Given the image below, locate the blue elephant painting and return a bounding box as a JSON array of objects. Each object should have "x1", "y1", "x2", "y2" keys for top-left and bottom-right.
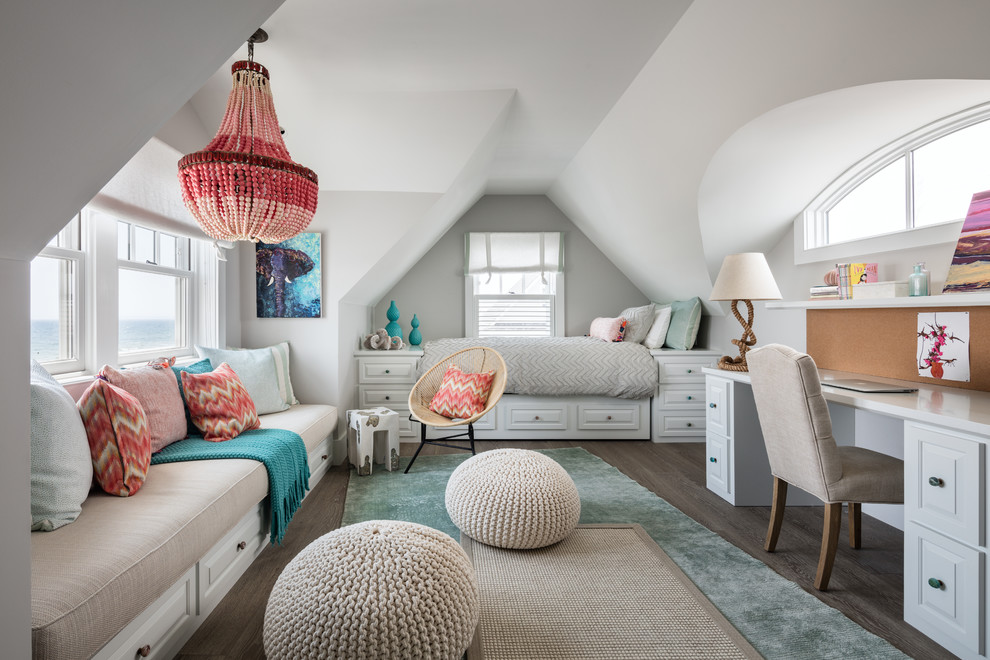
[{"x1": 256, "y1": 233, "x2": 322, "y2": 318}]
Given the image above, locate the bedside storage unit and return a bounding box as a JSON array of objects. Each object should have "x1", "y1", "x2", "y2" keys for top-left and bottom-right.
[
  {"x1": 355, "y1": 349, "x2": 423, "y2": 440},
  {"x1": 651, "y1": 349, "x2": 720, "y2": 443}
]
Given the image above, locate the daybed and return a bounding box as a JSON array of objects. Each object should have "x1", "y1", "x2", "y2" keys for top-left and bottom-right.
[{"x1": 31, "y1": 391, "x2": 337, "y2": 660}]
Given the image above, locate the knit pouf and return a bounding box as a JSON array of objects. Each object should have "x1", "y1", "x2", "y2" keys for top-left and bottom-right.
[
  {"x1": 263, "y1": 520, "x2": 480, "y2": 660},
  {"x1": 445, "y1": 448, "x2": 581, "y2": 549}
]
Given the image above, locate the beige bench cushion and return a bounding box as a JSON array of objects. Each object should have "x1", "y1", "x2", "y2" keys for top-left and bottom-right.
[{"x1": 31, "y1": 403, "x2": 337, "y2": 660}]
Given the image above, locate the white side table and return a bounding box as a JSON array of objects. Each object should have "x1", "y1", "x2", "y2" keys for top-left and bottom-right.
[{"x1": 346, "y1": 407, "x2": 400, "y2": 475}]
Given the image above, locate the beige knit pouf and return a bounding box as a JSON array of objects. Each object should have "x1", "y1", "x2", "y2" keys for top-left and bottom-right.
[
  {"x1": 445, "y1": 448, "x2": 581, "y2": 549},
  {"x1": 263, "y1": 520, "x2": 480, "y2": 660}
]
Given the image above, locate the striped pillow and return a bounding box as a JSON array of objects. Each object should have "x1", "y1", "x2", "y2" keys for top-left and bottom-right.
[
  {"x1": 269, "y1": 341, "x2": 299, "y2": 405},
  {"x1": 429, "y1": 365, "x2": 495, "y2": 420},
  {"x1": 181, "y1": 363, "x2": 261, "y2": 441},
  {"x1": 77, "y1": 378, "x2": 151, "y2": 497}
]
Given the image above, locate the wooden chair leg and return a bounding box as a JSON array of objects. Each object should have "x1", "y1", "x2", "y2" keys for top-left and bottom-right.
[
  {"x1": 815, "y1": 502, "x2": 843, "y2": 590},
  {"x1": 849, "y1": 502, "x2": 862, "y2": 549},
  {"x1": 765, "y1": 477, "x2": 788, "y2": 552}
]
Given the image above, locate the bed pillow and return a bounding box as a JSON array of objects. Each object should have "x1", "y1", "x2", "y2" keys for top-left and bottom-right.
[
  {"x1": 100, "y1": 362, "x2": 187, "y2": 452},
  {"x1": 429, "y1": 365, "x2": 495, "y2": 420},
  {"x1": 195, "y1": 345, "x2": 289, "y2": 415},
  {"x1": 30, "y1": 360, "x2": 93, "y2": 531},
  {"x1": 589, "y1": 316, "x2": 627, "y2": 342},
  {"x1": 268, "y1": 341, "x2": 299, "y2": 405},
  {"x1": 172, "y1": 358, "x2": 215, "y2": 437},
  {"x1": 642, "y1": 305, "x2": 673, "y2": 350},
  {"x1": 663, "y1": 297, "x2": 703, "y2": 350},
  {"x1": 618, "y1": 304, "x2": 655, "y2": 344},
  {"x1": 181, "y1": 362, "x2": 261, "y2": 441},
  {"x1": 77, "y1": 378, "x2": 151, "y2": 497}
]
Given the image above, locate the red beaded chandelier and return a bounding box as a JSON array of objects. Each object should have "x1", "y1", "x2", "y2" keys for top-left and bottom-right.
[{"x1": 178, "y1": 29, "x2": 318, "y2": 244}]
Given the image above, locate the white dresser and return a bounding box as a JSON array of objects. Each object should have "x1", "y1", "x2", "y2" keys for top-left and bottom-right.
[
  {"x1": 651, "y1": 349, "x2": 720, "y2": 443},
  {"x1": 354, "y1": 349, "x2": 423, "y2": 439}
]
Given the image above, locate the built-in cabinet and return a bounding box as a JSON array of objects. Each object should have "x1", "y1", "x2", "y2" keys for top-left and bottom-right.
[
  {"x1": 355, "y1": 349, "x2": 424, "y2": 439},
  {"x1": 652, "y1": 349, "x2": 720, "y2": 442}
]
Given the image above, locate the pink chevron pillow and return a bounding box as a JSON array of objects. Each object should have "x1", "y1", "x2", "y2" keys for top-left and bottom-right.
[
  {"x1": 77, "y1": 378, "x2": 151, "y2": 497},
  {"x1": 100, "y1": 362, "x2": 187, "y2": 452},
  {"x1": 181, "y1": 362, "x2": 260, "y2": 441},
  {"x1": 429, "y1": 364, "x2": 495, "y2": 420}
]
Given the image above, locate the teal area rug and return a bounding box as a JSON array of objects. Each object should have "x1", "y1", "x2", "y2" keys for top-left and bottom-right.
[{"x1": 342, "y1": 447, "x2": 907, "y2": 660}]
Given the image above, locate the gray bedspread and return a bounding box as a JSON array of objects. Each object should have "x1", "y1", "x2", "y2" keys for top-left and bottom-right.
[{"x1": 418, "y1": 337, "x2": 657, "y2": 399}]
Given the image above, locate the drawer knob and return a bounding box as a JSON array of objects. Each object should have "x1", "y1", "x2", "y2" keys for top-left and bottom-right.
[
  {"x1": 709, "y1": 457, "x2": 717, "y2": 463},
  {"x1": 385, "y1": 369, "x2": 390, "y2": 374},
  {"x1": 709, "y1": 402, "x2": 716, "y2": 409},
  {"x1": 606, "y1": 415, "x2": 612, "y2": 420},
  {"x1": 385, "y1": 395, "x2": 390, "y2": 400},
  {"x1": 138, "y1": 645, "x2": 151, "y2": 658},
  {"x1": 534, "y1": 415, "x2": 540, "y2": 421},
  {"x1": 686, "y1": 422, "x2": 693, "y2": 428},
  {"x1": 928, "y1": 476, "x2": 944, "y2": 487},
  {"x1": 686, "y1": 395, "x2": 693, "y2": 400},
  {"x1": 686, "y1": 369, "x2": 693, "y2": 374},
  {"x1": 928, "y1": 577, "x2": 944, "y2": 590},
  {"x1": 321, "y1": 454, "x2": 328, "y2": 461},
  {"x1": 237, "y1": 541, "x2": 247, "y2": 551}
]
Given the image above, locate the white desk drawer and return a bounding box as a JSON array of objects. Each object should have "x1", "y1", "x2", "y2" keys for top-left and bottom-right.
[
  {"x1": 706, "y1": 432, "x2": 731, "y2": 499},
  {"x1": 904, "y1": 522, "x2": 984, "y2": 657},
  {"x1": 357, "y1": 358, "x2": 418, "y2": 384},
  {"x1": 359, "y1": 387, "x2": 411, "y2": 408},
  {"x1": 658, "y1": 385, "x2": 706, "y2": 410},
  {"x1": 658, "y1": 412, "x2": 705, "y2": 435},
  {"x1": 906, "y1": 422, "x2": 984, "y2": 547},
  {"x1": 705, "y1": 377, "x2": 731, "y2": 437}
]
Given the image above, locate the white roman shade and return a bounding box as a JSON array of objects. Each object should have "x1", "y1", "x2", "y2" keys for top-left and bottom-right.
[{"x1": 465, "y1": 232, "x2": 564, "y2": 282}]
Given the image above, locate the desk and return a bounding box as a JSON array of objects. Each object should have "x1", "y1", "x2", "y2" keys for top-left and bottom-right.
[{"x1": 703, "y1": 367, "x2": 990, "y2": 660}]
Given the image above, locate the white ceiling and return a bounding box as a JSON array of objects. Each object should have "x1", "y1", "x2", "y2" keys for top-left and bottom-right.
[{"x1": 182, "y1": 0, "x2": 691, "y2": 194}]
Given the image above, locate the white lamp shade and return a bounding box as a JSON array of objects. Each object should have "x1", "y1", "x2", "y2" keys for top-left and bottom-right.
[{"x1": 709, "y1": 252, "x2": 782, "y2": 301}]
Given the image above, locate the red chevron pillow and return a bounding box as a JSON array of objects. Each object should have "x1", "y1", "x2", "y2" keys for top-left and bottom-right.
[
  {"x1": 180, "y1": 362, "x2": 260, "y2": 441},
  {"x1": 429, "y1": 364, "x2": 495, "y2": 420},
  {"x1": 77, "y1": 378, "x2": 151, "y2": 497}
]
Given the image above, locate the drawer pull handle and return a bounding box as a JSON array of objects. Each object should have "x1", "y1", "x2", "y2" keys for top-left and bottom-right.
[
  {"x1": 321, "y1": 454, "x2": 328, "y2": 461},
  {"x1": 138, "y1": 645, "x2": 151, "y2": 657},
  {"x1": 385, "y1": 369, "x2": 390, "y2": 374},
  {"x1": 709, "y1": 457, "x2": 717, "y2": 463},
  {"x1": 686, "y1": 395, "x2": 693, "y2": 400},
  {"x1": 928, "y1": 476, "x2": 944, "y2": 487},
  {"x1": 686, "y1": 422, "x2": 693, "y2": 428},
  {"x1": 534, "y1": 416, "x2": 540, "y2": 421},
  {"x1": 928, "y1": 577, "x2": 944, "y2": 590},
  {"x1": 709, "y1": 402, "x2": 716, "y2": 409},
  {"x1": 606, "y1": 415, "x2": 612, "y2": 420},
  {"x1": 237, "y1": 541, "x2": 247, "y2": 551},
  {"x1": 686, "y1": 369, "x2": 693, "y2": 374},
  {"x1": 385, "y1": 396, "x2": 390, "y2": 400}
]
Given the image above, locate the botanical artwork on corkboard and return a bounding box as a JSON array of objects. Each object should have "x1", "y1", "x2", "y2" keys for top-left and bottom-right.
[
  {"x1": 917, "y1": 311, "x2": 969, "y2": 382},
  {"x1": 943, "y1": 189, "x2": 990, "y2": 293},
  {"x1": 256, "y1": 233, "x2": 322, "y2": 318}
]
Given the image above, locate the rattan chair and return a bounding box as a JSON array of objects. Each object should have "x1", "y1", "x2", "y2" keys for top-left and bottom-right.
[{"x1": 405, "y1": 347, "x2": 508, "y2": 473}]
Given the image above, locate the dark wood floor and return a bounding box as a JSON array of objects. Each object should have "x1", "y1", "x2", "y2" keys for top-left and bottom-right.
[{"x1": 177, "y1": 441, "x2": 949, "y2": 659}]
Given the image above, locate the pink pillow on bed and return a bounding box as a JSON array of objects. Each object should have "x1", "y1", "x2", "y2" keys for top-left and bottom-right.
[{"x1": 589, "y1": 316, "x2": 627, "y2": 342}]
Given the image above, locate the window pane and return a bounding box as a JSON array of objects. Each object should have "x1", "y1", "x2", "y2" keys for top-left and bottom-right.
[
  {"x1": 827, "y1": 157, "x2": 906, "y2": 244},
  {"x1": 117, "y1": 221, "x2": 130, "y2": 260},
  {"x1": 118, "y1": 269, "x2": 179, "y2": 352},
  {"x1": 31, "y1": 256, "x2": 75, "y2": 362},
  {"x1": 914, "y1": 119, "x2": 990, "y2": 227},
  {"x1": 159, "y1": 234, "x2": 177, "y2": 269},
  {"x1": 477, "y1": 296, "x2": 552, "y2": 337},
  {"x1": 133, "y1": 226, "x2": 155, "y2": 264}
]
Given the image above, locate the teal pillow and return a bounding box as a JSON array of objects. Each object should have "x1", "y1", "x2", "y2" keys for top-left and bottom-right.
[
  {"x1": 194, "y1": 345, "x2": 290, "y2": 415},
  {"x1": 663, "y1": 297, "x2": 703, "y2": 350},
  {"x1": 172, "y1": 358, "x2": 214, "y2": 437}
]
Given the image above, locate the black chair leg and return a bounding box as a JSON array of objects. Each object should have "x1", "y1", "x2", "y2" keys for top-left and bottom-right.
[
  {"x1": 468, "y1": 422, "x2": 476, "y2": 455},
  {"x1": 404, "y1": 421, "x2": 429, "y2": 474}
]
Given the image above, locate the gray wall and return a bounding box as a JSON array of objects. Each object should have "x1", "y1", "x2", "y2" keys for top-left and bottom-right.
[{"x1": 373, "y1": 195, "x2": 650, "y2": 341}]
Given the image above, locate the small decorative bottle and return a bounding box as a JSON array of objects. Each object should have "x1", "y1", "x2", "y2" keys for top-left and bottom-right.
[
  {"x1": 908, "y1": 264, "x2": 929, "y2": 297},
  {"x1": 385, "y1": 300, "x2": 403, "y2": 341},
  {"x1": 918, "y1": 261, "x2": 931, "y2": 294},
  {"x1": 408, "y1": 314, "x2": 422, "y2": 347}
]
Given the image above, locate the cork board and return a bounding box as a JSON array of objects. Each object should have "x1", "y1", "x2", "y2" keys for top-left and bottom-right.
[{"x1": 807, "y1": 307, "x2": 990, "y2": 393}]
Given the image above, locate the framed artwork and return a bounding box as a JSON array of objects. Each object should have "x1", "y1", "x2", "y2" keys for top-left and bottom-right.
[
  {"x1": 256, "y1": 233, "x2": 322, "y2": 318},
  {"x1": 943, "y1": 189, "x2": 990, "y2": 293},
  {"x1": 917, "y1": 311, "x2": 969, "y2": 382}
]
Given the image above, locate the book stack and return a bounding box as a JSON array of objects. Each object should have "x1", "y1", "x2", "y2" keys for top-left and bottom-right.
[
  {"x1": 835, "y1": 262, "x2": 878, "y2": 299},
  {"x1": 809, "y1": 285, "x2": 840, "y2": 300}
]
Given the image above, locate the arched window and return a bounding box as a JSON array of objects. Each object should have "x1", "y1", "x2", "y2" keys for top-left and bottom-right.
[{"x1": 802, "y1": 103, "x2": 990, "y2": 255}]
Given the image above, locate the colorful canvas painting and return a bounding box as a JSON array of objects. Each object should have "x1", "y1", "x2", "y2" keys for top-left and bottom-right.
[
  {"x1": 256, "y1": 233, "x2": 322, "y2": 318},
  {"x1": 943, "y1": 189, "x2": 990, "y2": 293},
  {"x1": 917, "y1": 311, "x2": 969, "y2": 382}
]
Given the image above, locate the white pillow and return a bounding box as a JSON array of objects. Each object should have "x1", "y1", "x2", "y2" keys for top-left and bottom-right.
[
  {"x1": 195, "y1": 345, "x2": 290, "y2": 415},
  {"x1": 642, "y1": 306, "x2": 672, "y2": 349},
  {"x1": 619, "y1": 303, "x2": 656, "y2": 344}
]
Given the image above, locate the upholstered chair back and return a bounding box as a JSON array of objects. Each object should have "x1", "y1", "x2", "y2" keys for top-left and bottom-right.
[{"x1": 747, "y1": 344, "x2": 843, "y2": 501}]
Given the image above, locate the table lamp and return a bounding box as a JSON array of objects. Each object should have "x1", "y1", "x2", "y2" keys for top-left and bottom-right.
[{"x1": 709, "y1": 252, "x2": 782, "y2": 371}]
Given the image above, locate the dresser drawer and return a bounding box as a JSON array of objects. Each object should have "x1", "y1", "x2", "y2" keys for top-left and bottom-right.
[
  {"x1": 357, "y1": 358, "x2": 418, "y2": 384},
  {"x1": 577, "y1": 404, "x2": 641, "y2": 431},
  {"x1": 705, "y1": 377, "x2": 731, "y2": 437},
  {"x1": 505, "y1": 403, "x2": 568, "y2": 431},
  {"x1": 657, "y1": 385, "x2": 706, "y2": 410},
  {"x1": 657, "y1": 412, "x2": 705, "y2": 436},
  {"x1": 905, "y1": 422, "x2": 984, "y2": 547},
  {"x1": 904, "y1": 522, "x2": 984, "y2": 656},
  {"x1": 706, "y1": 432, "x2": 732, "y2": 499},
  {"x1": 359, "y1": 386, "x2": 411, "y2": 408},
  {"x1": 658, "y1": 358, "x2": 712, "y2": 383},
  {"x1": 200, "y1": 506, "x2": 267, "y2": 612}
]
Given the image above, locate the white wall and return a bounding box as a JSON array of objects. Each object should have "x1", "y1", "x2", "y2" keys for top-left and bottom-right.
[{"x1": 372, "y1": 195, "x2": 651, "y2": 340}]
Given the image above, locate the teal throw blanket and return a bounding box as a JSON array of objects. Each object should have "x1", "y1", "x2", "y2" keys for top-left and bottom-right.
[{"x1": 151, "y1": 428, "x2": 310, "y2": 544}]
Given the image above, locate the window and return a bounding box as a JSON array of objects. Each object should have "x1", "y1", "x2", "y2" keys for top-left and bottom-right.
[
  {"x1": 803, "y1": 104, "x2": 990, "y2": 256},
  {"x1": 30, "y1": 215, "x2": 84, "y2": 372},
  {"x1": 464, "y1": 232, "x2": 564, "y2": 337}
]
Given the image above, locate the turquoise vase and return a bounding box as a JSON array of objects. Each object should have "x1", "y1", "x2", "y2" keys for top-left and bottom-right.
[
  {"x1": 385, "y1": 300, "x2": 402, "y2": 341},
  {"x1": 409, "y1": 314, "x2": 422, "y2": 346}
]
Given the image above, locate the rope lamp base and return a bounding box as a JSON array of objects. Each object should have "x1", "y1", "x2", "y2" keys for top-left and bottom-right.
[{"x1": 717, "y1": 298, "x2": 757, "y2": 372}]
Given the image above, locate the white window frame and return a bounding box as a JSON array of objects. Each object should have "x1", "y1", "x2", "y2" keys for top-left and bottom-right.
[
  {"x1": 32, "y1": 242, "x2": 86, "y2": 375},
  {"x1": 796, "y1": 102, "x2": 990, "y2": 265},
  {"x1": 464, "y1": 273, "x2": 565, "y2": 338}
]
